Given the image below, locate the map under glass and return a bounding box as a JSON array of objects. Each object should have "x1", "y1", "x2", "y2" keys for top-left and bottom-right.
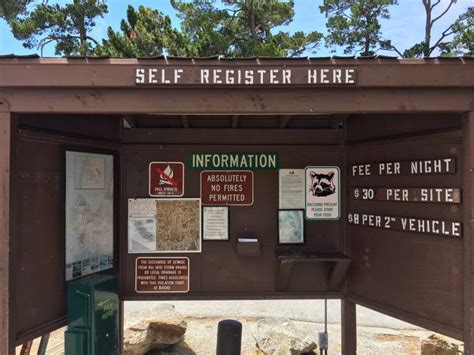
[{"x1": 65, "y1": 151, "x2": 114, "y2": 281}]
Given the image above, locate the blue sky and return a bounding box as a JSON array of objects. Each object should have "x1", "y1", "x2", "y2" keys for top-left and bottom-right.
[{"x1": 0, "y1": 0, "x2": 471, "y2": 57}]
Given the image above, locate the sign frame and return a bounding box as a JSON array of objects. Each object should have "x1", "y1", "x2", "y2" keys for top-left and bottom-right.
[
  {"x1": 277, "y1": 209, "x2": 305, "y2": 245},
  {"x1": 202, "y1": 206, "x2": 230, "y2": 241},
  {"x1": 135, "y1": 256, "x2": 190, "y2": 293},
  {"x1": 279, "y1": 168, "x2": 305, "y2": 209},
  {"x1": 63, "y1": 148, "x2": 115, "y2": 282},
  {"x1": 200, "y1": 170, "x2": 254, "y2": 206},
  {"x1": 148, "y1": 161, "x2": 185, "y2": 197},
  {"x1": 304, "y1": 166, "x2": 341, "y2": 221}
]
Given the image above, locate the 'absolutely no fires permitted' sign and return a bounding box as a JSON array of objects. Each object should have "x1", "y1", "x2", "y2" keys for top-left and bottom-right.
[
  {"x1": 201, "y1": 170, "x2": 254, "y2": 206},
  {"x1": 149, "y1": 162, "x2": 184, "y2": 197},
  {"x1": 136, "y1": 257, "x2": 190, "y2": 293}
]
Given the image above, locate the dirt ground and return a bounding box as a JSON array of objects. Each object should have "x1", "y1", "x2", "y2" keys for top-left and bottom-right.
[{"x1": 16, "y1": 300, "x2": 463, "y2": 355}]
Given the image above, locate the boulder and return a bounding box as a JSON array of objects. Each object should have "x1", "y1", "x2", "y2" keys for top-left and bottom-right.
[
  {"x1": 251, "y1": 317, "x2": 317, "y2": 354},
  {"x1": 123, "y1": 304, "x2": 187, "y2": 355},
  {"x1": 421, "y1": 334, "x2": 462, "y2": 355}
]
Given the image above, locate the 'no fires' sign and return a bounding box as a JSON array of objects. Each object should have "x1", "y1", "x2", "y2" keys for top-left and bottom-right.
[{"x1": 149, "y1": 162, "x2": 184, "y2": 197}]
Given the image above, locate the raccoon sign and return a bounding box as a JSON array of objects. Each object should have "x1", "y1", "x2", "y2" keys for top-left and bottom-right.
[{"x1": 305, "y1": 166, "x2": 341, "y2": 220}]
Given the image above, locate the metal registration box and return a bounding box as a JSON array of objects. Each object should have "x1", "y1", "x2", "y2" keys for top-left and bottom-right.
[{"x1": 65, "y1": 275, "x2": 119, "y2": 355}]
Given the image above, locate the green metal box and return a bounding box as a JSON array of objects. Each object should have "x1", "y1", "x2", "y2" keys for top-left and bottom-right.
[{"x1": 65, "y1": 274, "x2": 119, "y2": 355}]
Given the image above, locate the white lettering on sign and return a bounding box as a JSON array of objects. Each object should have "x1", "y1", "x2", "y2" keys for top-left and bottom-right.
[
  {"x1": 351, "y1": 158, "x2": 456, "y2": 176},
  {"x1": 378, "y1": 162, "x2": 400, "y2": 175},
  {"x1": 201, "y1": 171, "x2": 254, "y2": 206},
  {"x1": 174, "y1": 69, "x2": 183, "y2": 83},
  {"x1": 348, "y1": 212, "x2": 462, "y2": 238},
  {"x1": 136, "y1": 68, "x2": 145, "y2": 83},
  {"x1": 352, "y1": 187, "x2": 460, "y2": 203},
  {"x1": 135, "y1": 67, "x2": 356, "y2": 85}
]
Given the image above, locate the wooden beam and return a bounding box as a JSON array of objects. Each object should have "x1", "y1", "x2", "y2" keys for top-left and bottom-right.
[
  {"x1": 121, "y1": 128, "x2": 342, "y2": 145},
  {"x1": 279, "y1": 115, "x2": 292, "y2": 129},
  {"x1": 328, "y1": 259, "x2": 351, "y2": 291},
  {"x1": 330, "y1": 114, "x2": 349, "y2": 129},
  {"x1": 181, "y1": 115, "x2": 189, "y2": 128},
  {"x1": 276, "y1": 261, "x2": 294, "y2": 291},
  {"x1": 463, "y1": 104, "x2": 474, "y2": 354},
  {"x1": 122, "y1": 115, "x2": 135, "y2": 129},
  {"x1": 341, "y1": 299, "x2": 357, "y2": 355},
  {"x1": 1, "y1": 61, "x2": 473, "y2": 88},
  {"x1": 0, "y1": 99, "x2": 10, "y2": 355},
  {"x1": 276, "y1": 254, "x2": 351, "y2": 292},
  {"x1": 3, "y1": 88, "x2": 472, "y2": 114},
  {"x1": 231, "y1": 115, "x2": 239, "y2": 129}
]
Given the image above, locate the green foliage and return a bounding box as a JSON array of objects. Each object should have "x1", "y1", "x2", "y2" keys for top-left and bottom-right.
[
  {"x1": 95, "y1": 5, "x2": 192, "y2": 57},
  {"x1": 0, "y1": 0, "x2": 32, "y2": 21},
  {"x1": 320, "y1": 0, "x2": 397, "y2": 56},
  {"x1": 172, "y1": 0, "x2": 322, "y2": 57},
  {"x1": 10, "y1": 0, "x2": 107, "y2": 56},
  {"x1": 401, "y1": 42, "x2": 425, "y2": 58},
  {"x1": 440, "y1": 7, "x2": 473, "y2": 56}
]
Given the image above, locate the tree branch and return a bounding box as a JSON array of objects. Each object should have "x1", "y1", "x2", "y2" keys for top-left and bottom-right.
[
  {"x1": 422, "y1": 0, "x2": 430, "y2": 11},
  {"x1": 431, "y1": 0, "x2": 442, "y2": 10},
  {"x1": 324, "y1": 6, "x2": 353, "y2": 21},
  {"x1": 226, "y1": 8, "x2": 244, "y2": 27},
  {"x1": 339, "y1": 10, "x2": 353, "y2": 21},
  {"x1": 431, "y1": 0, "x2": 455, "y2": 25},
  {"x1": 85, "y1": 35, "x2": 99, "y2": 46},
  {"x1": 38, "y1": 36, "x2": 56, "y2": 57},
  {"x1": 429, "y1": 22, "x2": 456, "y2": 53},
  {"x1": 388, "y1": 44, "x2": 404, "y2": 57}
]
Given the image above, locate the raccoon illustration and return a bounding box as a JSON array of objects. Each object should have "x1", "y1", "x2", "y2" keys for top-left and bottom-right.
[{"x1": 310, "y1": 171, "x2": 336, "y2": 197}]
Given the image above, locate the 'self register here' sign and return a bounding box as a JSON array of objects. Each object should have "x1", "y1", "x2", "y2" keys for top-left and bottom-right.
[{"x1": 135, "y1": 67, "x2": 356, "y2": 86}]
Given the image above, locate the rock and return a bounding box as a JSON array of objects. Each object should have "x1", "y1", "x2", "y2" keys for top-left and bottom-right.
[
  {"x1": 251, "y1": 317, "x2": 317, "y2": 354},
  {"x1": 421, "y1": 334, "x2": 462, "y2": 355},
  {"x1": 123, "y1": 304, "x2": 187, "y2": 355}
]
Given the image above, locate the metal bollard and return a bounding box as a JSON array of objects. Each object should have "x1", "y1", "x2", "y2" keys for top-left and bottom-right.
[{"x1": 216, "y1": 319, "x2": 242, "y2": 355}]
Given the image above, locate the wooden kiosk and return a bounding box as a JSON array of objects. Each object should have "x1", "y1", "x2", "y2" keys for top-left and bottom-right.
[{"x1": 0, "y1": 56, "x2": 473, "y2": 354}]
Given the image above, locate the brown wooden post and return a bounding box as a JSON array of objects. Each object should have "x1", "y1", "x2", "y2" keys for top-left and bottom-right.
[
  {"x1": 341, "y1": 299, "x2": 357, "y2": 355},
  {"x1": 0, "y1": 99, "x2": 11, "y2": 355},
  {"x1": 464, "y1": 105, "x2": 474, "y2": 354},
  {"x1": 19, "y1": 341, "x2": 32, "y2": 355}
]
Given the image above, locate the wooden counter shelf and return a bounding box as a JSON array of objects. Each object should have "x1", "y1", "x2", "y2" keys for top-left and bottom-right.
[{"x1": 276, "y1": 252, "x2": 351, "y2": 291}]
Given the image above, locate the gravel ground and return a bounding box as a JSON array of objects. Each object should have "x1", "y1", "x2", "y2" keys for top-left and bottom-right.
[
  {"x1": 127, "y1": 300, "x2": 457, "y2": 355},
  {"x1": 132, "y1": 299, "x2": 420, "y2": 330},
  {"x1": 17, "y1": 300, "x2": 463, "y2": 354}
]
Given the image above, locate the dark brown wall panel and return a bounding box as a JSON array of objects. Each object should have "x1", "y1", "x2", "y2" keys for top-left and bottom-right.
[
  {"x1": 13, "y1": 137, "x2": 65, "y2": 341},
  {"x1": 11, "y1": 118, "x2": 120, "y2": 344},
  {"x1": 346, "y1": 114, "x2": 462, "y2": 142},
  {"x1": 18, "y1": 114, "x2": 121, "y2": 141},
  {"x1": 347, "y1": 127, "x2": 464, "y2": 334},
  {"x1": 122, "y1": 144, "x2": 344, "y2": 298}
]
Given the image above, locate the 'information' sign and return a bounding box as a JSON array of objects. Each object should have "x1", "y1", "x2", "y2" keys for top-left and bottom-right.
[{"x1": 190, "y1": 152, "x2": 278, "y2": 170}]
